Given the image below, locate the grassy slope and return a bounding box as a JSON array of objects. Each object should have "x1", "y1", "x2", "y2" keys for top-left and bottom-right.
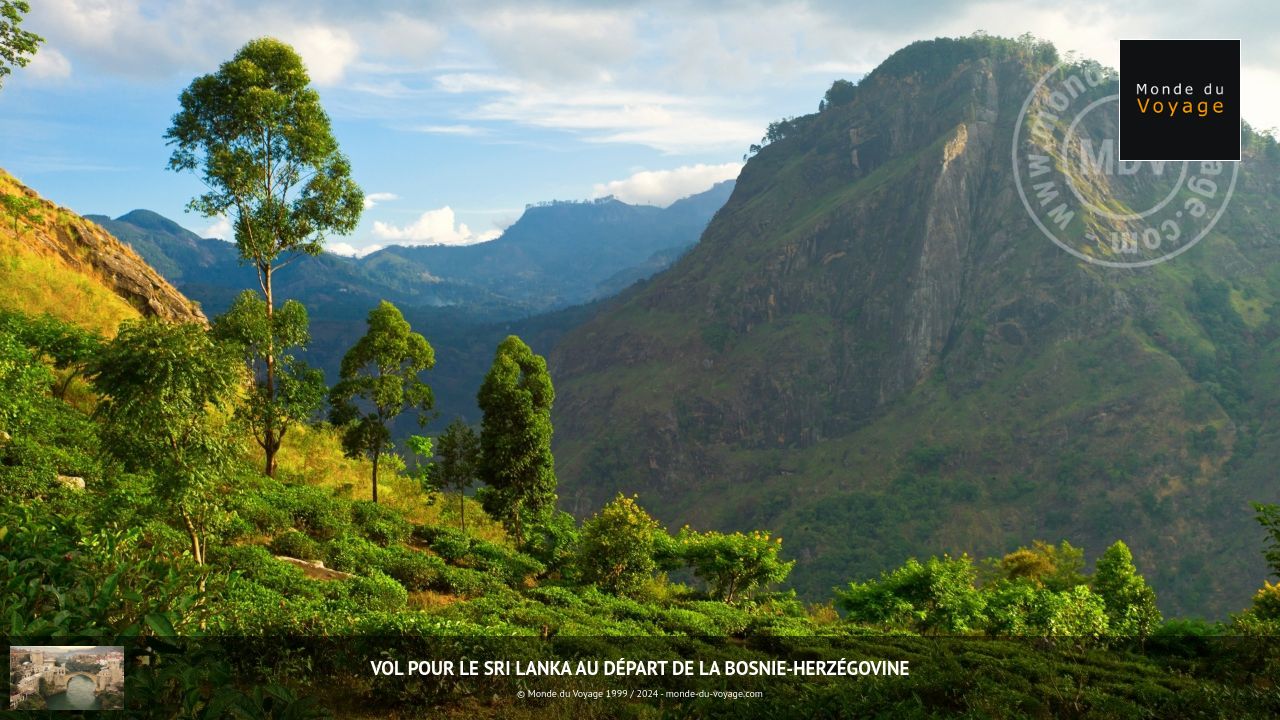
[{"x1": 0, "y1": 169, "x2": 140, "y2": 335}]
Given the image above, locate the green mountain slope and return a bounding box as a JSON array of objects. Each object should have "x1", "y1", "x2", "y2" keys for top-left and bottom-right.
[
  {"x1": 0, "y1": 171, "x2": 205, "y2": 334},
  {"x1": 549, "y1": 37, "x2": 1280, "y2": 618}
]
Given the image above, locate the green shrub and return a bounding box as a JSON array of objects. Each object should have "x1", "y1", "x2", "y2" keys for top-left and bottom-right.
[
  {"x1": 524, "y1": 510, "x2": 580, "y2": 573},
  {"x1": 676, "y1": 601, "x2": 752, "y2": 635},
  {"x1": 414, "y1": 524, "x2": 471, "y2": 561},
  {"x1": 383, "y1": 548, "x2": 446, "y2": 591},
  {"x1": 435, "y1": 565, "x2": 497, "y2": 597},
  {"x1": 213, "y1": 544, "x2": 311, "y2": 597},
  {"x1": 576, "y1": 494, "x2": 662, "y2": 596},
  {"x1": 345, "y1": 570, "x2": 408, "y2": 612},
  {"x1": 468, "y1": 539, "x2": 546, "y2": 584},
  {"x1": 325, "y1": 534, "x2": 388, "y2": 573},
  {"x1": 748, "y1": 614, "x2": 818, "y2": 636},
  {"x1": 137, "y1": 519, "x2": 191, "y2": 557},
  {"x1": 278, "y1": 485, "x2": 351, "y2": 540},
  {"x1": 269, "y1": 530, "x2": 323, "y2": 561},
  {"x1": 352, "y1": 500, "x2": 412, "y2": 546},
  {"x1": 675, "y1": 527, "x2": 794, "y2": 603},
  {"x1": 233, "y1": 491, "x2": 292, "y2": 534}
]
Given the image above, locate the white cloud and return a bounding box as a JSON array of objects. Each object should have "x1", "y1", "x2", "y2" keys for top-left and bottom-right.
[
  {"x1": 362, "y1": 192, "x2": 399, "y2": 210},
  {"x1": 281, "y1": 26, "x2": 358, "y2": 86},
  {"x1": 414, "y1": 124, "x2": 486, "y2": 136},
  {"x1": 1243, "y1": 65, "x2": 1280, "y2": 136},
  {"x1": 593, "y1": 162, "x2": 742, "y2": 206},
  {"x1": 439, "y1": 74, "x2": 764, "y2": 153},
  {"x1": 371, "y1": 206, "x2": 502, "y2": 246},
  {"x1": 201, "y1": 216, "x2": 231, "y2": 240},
  {"x1": 26, "y1": 47, "x2": 72, "y2": 80},
  {"x1": 328, "y1": 242, "x2": 383, "y2": 258},
  {"x1": 467, "y1": 8, "x2": 638, "y2": 84}
]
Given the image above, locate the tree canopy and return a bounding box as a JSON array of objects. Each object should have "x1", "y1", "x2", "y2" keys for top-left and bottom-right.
[
  {"x1": 0, "y1": 1, "x2": 42, "y2": 90},
  {"x1": 329, "y1": 301, "x2": 434, "y2": 503},
  {"x1": 477, "y1": 335, "x2": 557, "y2": 544}
]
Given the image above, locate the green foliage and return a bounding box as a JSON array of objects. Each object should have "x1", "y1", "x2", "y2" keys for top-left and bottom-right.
[
  {"x1": 0, "y1": 310, "x2": 103, "y2": 400},
  {"x1": 274, "y1": 483, "x2": 352, "y2": 540},
  {"x1": 0, "y1": 500, "x2": 210, "y2": 636},
  {"x1": 523, "y1": 509, "x2": 580, "y2": 575},
  {"x1": 345, "y1": 570, "x2": 407, "y2": 612},
  {"x1": 466, "y1": 537, "x2": 545, "y2": 585},
  {"x1": 324, "y1": 534, "x2": 386, "y2": 574},
  {"x1": 212, "y1": 290, "x2": 327, "y2": 474},
  {"x1": 414, "y1": 524, "x2": 471, "y2": 561},
  {"x1": 819, "y1": 79, "x2": 857, "y2": 111},
  {"x1": 212, "y1": 543, "x2": 314, "y2": 598},
  {"x1": 329, "y1": 301, "x2": 435, "y2": 503},
  {"x1": 412, "y1": 524, "x2": 545, "y2": 585},
  {"x1": 0, "y1": 1, "x2": 42, "y2": 89},
  {"x1": 167, "y1": 36, "x2": 362, "y2": 482},
  {"x1": 434, "y1": 564, "x2": 499, "y2": 597},
  {"x1": 0, "y1": 192, "x2": 41, "y2": 237},
  {"x1": 165, "y1": 37, "x2": 363, "y2": 267},
  {"x1": 675, "y1": 527, "x2": 794, "y2": 603},
  {"x1": 838, "y1": 554, "x2": 986, "y2": 634},
  {"x1": 477, "y1": 335, "x2": 556, "y2": 543},
  {"x1": 269, "y1": 530, "x2": 323, "y2": 561},
  {"x1": 1093, "y1": 541, "x2": 1162, "y2": 638},
  {"x1": 1251, "y1": 581, "x2": 1280, "y2": 620},
  {"x1": 424, "y1": 418, "x2": 480, "y2": 533},
  {"x1": 351, "y1": 499, "x2": 413, "y2": 546},
  {"x1": 996, "y1": 540, "x2": 1087, "y2": 591},
  {"x1": 92, "y1": 319, "x2": 241, "y2": 566},
  {"x1": 1255, "y1": 502, "x2": 1280, "y2": 578},
  {"x1": 1034, "y1": 584, "x2": 1111, "y2": 640},
  {"x1": 576, "y1": 494, "x2": 663, "y2": 596},
  {"x1": 0, "y1": 327, "x2": 50, "y2": 435},
  {"x1": 382, "y1": 547, "x2": 445, "y2": 591}
]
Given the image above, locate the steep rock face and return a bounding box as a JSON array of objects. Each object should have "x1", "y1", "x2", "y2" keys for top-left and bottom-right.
[
  {"x1": 550, "y1": 38, "x2": 1280, "y2": 617},
  {"x1": 2, "y1": 172, "x2": 206, "y2": 326}
]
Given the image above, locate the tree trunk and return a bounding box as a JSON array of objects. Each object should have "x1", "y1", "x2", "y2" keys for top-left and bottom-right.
[
  {"x1": 182, "y1": 512, "x2": 203, "y2": 565},
  {"x1": 371, "y1": 448, "x2": 380, "y2": 504},
  {"x1": 263, "y1": 264, "x2": 278, "y2": 478}
]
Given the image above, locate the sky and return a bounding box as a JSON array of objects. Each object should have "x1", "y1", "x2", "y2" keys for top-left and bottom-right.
[{"x1": 1, "y1": 1, "x2": 1278, "y2": 256}]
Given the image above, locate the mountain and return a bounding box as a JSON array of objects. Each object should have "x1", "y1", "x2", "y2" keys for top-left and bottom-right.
[
  {"x1": 96, "y1": 182, "x2": 733, "y2": 431},
  {"x1": 0, "y1": 170, "x2": 205, "y2": 334},
  {"x1": 362, "y1": 180, "x2": 735, "y2": 311},
  {"x1": 548, "y1": 36, "x2": 1280, "y2": 618},
  {"x1": 101, "y1": 180, "x2": 734, "y2": 320},
  {"x1": 86, "y1": 211, "x2": 516, "y2": 320}
]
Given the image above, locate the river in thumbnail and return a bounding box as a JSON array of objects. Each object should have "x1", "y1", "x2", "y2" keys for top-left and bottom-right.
[{"x1": 44, "y1": 675, "x2": 99, "y2": 710}]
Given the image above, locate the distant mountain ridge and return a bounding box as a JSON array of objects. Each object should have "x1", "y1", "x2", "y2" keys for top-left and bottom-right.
[{"x1": 96, "y1": 180, "x2": 734, "y2": 319}]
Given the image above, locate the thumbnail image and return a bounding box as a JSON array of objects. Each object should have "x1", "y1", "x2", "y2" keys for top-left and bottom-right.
[{"x1": 9, "y1": 646, "x2": 125, "y2": 711}]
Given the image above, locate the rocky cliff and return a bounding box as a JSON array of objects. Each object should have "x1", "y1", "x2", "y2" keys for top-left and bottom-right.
[{"x1": 0, "y1": 170, "x2": 206, "y2": 329}]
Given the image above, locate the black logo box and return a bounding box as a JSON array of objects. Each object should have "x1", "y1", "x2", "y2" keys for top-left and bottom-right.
[{"x1": 1119, "y1": 39, "x2": 1241, "y2": 161}]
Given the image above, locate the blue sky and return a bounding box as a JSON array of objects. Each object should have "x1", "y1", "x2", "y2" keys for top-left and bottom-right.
[{"x1": 2, "y1": 1, "x2": 1277, "y2": 256}]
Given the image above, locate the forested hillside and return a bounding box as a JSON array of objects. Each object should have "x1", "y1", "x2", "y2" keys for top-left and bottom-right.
[{"x1": 551, "y1": 35, "x2": 1280, "y2": 619}]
